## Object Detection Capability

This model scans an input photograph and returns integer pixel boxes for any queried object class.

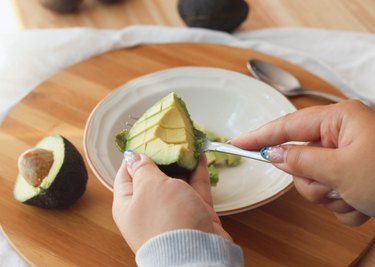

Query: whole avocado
[178,0,249,33]
[97,0,124,4]
[39,0,83,13]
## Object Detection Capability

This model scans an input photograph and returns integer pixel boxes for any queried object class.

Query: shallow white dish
[84,67,296,215]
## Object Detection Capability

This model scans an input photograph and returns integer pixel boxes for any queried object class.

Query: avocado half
[14,135,88,209]
[115,92,203,176]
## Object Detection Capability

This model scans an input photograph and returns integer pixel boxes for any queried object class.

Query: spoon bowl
[247,59,344,103]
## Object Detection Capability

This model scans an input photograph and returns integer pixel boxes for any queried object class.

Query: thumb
[261,144,340,187]
[124,151,168,190]
[112,159,133,220]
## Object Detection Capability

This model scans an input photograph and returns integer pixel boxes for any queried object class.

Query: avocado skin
[39,0,83,13]
[24,137,88,209]
[97,0,124,3]
[178,0,249,33]
[158,163,192,178]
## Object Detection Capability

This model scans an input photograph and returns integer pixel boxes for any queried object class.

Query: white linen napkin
[0,26,374,265]
[1,26,375,124]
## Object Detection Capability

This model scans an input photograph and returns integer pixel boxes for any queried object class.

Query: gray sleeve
[135,229,244,267]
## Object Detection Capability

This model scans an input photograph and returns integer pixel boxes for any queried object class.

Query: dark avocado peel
[39,0,83,13]
[14,134,88,209]
[178,0,249,33]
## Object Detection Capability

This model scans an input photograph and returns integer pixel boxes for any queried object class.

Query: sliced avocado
[194,124,218,141]
[227,154,241,167]
[194,124,241,186]
[208,165,219,187]
[14,134,88,209]
[206,152,216,166]
[115,92,202,176]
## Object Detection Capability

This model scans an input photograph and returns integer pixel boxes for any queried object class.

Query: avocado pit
[18,148,54,187]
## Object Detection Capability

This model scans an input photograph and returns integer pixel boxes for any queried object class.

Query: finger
[124,152,168,191]
[189,155,213,206]
[324,200,355,213]
[113,160,133,201]
[334,210,370,227]
[293,176,333,204]
[265,144,341,187]
[112,160,133,218]
[230,105,338,149]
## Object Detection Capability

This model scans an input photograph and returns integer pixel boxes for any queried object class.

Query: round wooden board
[0,43,374,267]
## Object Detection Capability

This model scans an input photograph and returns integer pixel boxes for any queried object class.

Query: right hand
[231,100,375,226]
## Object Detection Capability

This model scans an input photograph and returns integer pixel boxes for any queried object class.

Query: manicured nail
[326,190,342,200]
[123,150,141,168]
[260,146,286,163]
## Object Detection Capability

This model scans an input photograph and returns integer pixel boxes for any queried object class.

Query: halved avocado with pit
[14,134,88,209]
[115,92,202,176]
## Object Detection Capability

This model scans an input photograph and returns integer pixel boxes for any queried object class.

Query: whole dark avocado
[14,135,88,209]
[97,0,124,4]
[178,0,249,33]
[39,0,83,13]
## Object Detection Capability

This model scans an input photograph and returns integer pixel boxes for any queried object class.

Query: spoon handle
[301,89,345,103]
[204,141,270,163]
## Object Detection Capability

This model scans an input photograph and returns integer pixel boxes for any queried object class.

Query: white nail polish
[326,190,341,199]
[123,150,141,168]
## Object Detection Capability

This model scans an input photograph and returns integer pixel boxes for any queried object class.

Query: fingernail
[326,190,342,200]
[123,150,141,168]
[226,139,232,144]
[260,146,286,163]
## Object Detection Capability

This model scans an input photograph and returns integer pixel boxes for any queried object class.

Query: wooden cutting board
[0,43,374,267]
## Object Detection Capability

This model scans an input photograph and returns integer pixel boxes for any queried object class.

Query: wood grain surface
[0,43,374,266]
[12,0,375,32]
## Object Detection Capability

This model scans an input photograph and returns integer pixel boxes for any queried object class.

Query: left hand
[112,152,232,253]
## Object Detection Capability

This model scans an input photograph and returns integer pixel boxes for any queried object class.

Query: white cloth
[1,26,375,123]
[0,228,27,267]
[0,26,374,265]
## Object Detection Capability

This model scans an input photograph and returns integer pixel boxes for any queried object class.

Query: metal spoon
[196,130,270,163]
[247,59,344,103]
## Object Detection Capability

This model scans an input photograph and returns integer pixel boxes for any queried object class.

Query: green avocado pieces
[14,134,88,209]
[194,124,241,186]
[115,92,202,176]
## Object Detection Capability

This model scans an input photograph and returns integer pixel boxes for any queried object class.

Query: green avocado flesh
[13,134,88,209]
[115,92,241,185]
[115,92,201,176]
[194,124,241,186]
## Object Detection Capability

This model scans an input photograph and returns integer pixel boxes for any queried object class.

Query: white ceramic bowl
[84,67,296,215]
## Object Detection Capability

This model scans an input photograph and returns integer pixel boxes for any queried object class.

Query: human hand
[231,100,375,226]
[112,152,232,253]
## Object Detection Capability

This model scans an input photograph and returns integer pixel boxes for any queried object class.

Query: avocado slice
[207,165,219,187]
[115,92,202,176]
[14,134,88,209]
[194,124,241,186]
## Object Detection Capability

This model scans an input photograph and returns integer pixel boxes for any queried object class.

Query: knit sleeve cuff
[135,229,244,267]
